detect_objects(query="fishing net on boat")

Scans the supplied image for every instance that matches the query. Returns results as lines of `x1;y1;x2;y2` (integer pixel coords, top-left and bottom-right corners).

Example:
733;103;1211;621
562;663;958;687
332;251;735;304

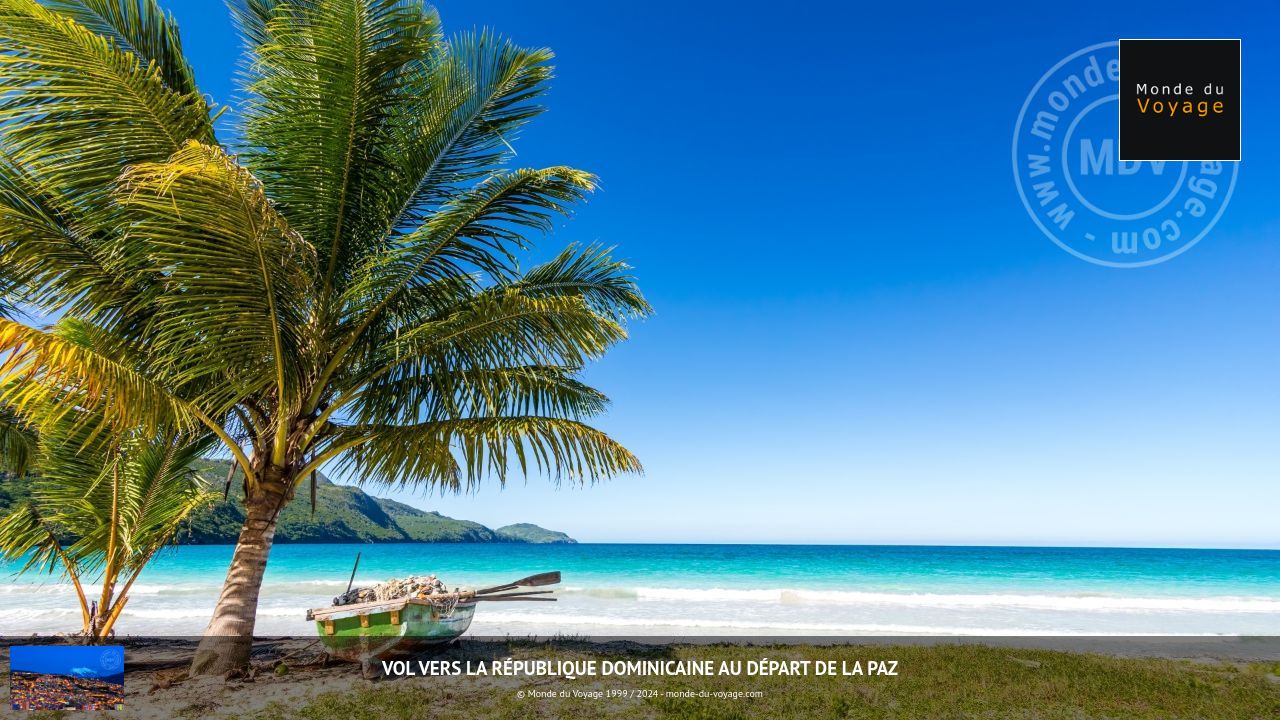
332;574;449;606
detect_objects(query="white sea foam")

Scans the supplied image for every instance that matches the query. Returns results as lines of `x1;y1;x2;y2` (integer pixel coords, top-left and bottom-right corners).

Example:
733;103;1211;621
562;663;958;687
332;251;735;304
6;572;1279;637
0;583;79;594
0;607;79;619
125;608;214;620
472;611;1209;636
0;582;217;596
126;605;306;619
606;587;1280;613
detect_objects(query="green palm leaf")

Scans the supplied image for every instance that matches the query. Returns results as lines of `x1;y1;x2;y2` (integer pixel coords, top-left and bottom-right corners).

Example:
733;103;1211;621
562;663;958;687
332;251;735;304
375;29;555;239
335;416;641;493
115;142;317;410
0;317;192;435
0;0;213;204
0;502;65;575
236;0;442;299
43;426;215;569
41;0;202;96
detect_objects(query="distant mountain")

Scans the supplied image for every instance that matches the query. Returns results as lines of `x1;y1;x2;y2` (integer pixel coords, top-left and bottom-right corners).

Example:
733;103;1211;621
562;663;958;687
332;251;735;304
0;464;575;545
181;460;573;544
496;523;577;544
376;497;502;543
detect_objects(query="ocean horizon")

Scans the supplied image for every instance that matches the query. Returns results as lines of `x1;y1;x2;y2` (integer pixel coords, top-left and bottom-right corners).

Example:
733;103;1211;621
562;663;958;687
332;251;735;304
4;543;1278;638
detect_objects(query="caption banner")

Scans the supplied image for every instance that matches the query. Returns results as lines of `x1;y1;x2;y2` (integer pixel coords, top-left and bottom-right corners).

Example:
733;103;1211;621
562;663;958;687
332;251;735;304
383;657;900;679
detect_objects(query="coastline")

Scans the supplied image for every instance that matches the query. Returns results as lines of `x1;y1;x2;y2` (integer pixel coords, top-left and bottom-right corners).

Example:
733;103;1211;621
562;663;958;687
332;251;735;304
5;543;1278;637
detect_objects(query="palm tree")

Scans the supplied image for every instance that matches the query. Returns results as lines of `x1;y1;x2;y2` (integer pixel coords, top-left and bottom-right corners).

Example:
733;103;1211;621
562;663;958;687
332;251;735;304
0;0;647;673
0;403;215;641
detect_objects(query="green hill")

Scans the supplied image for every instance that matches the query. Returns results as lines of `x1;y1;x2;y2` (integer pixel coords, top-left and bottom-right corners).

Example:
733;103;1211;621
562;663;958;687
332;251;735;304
496;523;577;544
0;463;575;545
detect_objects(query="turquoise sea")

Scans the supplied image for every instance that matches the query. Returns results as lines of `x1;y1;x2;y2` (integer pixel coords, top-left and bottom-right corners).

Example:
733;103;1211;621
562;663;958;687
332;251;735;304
3;544;1278;636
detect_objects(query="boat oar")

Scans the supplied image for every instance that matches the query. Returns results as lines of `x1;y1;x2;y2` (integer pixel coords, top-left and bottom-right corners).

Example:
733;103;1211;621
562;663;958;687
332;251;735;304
472;590;554;599
474;594;557;602
346;552;362;594
474;571;560;596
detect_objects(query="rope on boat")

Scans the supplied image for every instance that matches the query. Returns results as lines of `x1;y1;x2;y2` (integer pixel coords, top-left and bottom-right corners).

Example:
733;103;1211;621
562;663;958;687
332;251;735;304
333;574;451;606
432;593;459;618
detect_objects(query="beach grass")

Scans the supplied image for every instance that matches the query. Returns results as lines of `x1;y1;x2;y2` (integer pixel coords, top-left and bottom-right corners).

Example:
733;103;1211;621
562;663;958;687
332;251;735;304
245;642;1280;720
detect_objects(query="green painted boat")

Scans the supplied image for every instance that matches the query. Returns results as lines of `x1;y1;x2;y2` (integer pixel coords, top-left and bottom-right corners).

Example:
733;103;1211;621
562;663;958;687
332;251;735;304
306;595;476;675
305;571;560;676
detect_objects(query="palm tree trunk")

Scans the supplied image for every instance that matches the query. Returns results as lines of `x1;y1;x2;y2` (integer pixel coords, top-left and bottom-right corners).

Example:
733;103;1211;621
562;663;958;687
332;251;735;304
98;560;147;640
54;545;92;636
96;459;121;640
189;469;292;675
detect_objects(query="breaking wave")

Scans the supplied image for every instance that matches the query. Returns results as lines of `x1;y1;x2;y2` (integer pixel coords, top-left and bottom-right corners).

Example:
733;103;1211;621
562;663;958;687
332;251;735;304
472;611;1209;636
554;587;1280;614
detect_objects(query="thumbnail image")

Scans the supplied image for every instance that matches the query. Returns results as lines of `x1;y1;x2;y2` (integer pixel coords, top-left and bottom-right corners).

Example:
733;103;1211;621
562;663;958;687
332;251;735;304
9;646;124;711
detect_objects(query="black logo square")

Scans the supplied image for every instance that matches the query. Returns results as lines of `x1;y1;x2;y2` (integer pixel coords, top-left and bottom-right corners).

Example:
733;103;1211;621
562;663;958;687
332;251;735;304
1119;39;1240;161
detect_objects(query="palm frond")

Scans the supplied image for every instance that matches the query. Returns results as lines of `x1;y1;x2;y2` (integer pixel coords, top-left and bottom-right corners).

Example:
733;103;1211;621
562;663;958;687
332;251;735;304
377;245;647;377
0;502;65;576
339;166;599;341
351;363;611;436
8;415;216;583
0;247;17;319
343;291;626;425
236;0;441;299
0;150;130;318
0;0;213;206
115;141;317;407
379;29;555;236
225;0;286;49
511;244;653;321
336;415;641;493
41;0;203;97
0;317;191;436
52;429;215;567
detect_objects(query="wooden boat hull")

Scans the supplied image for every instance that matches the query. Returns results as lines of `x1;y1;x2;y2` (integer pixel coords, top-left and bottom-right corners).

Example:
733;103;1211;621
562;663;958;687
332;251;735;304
311;598;476;665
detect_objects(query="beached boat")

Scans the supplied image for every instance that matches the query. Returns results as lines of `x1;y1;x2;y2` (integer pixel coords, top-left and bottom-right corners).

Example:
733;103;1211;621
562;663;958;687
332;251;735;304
307;595;477;667
305;571;559;676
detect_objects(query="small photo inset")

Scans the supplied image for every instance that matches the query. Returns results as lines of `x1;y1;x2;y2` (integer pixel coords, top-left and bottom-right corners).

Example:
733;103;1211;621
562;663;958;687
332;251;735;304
9;645;124;711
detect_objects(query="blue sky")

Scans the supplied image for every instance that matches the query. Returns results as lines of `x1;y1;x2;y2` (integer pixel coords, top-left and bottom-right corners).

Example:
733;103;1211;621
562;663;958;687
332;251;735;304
164;1;1278;547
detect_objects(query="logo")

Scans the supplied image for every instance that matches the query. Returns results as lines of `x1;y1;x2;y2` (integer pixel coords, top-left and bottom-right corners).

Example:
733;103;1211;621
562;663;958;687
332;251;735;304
1012;42;1237;267
99;647;123;673
1119;39;1240;161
